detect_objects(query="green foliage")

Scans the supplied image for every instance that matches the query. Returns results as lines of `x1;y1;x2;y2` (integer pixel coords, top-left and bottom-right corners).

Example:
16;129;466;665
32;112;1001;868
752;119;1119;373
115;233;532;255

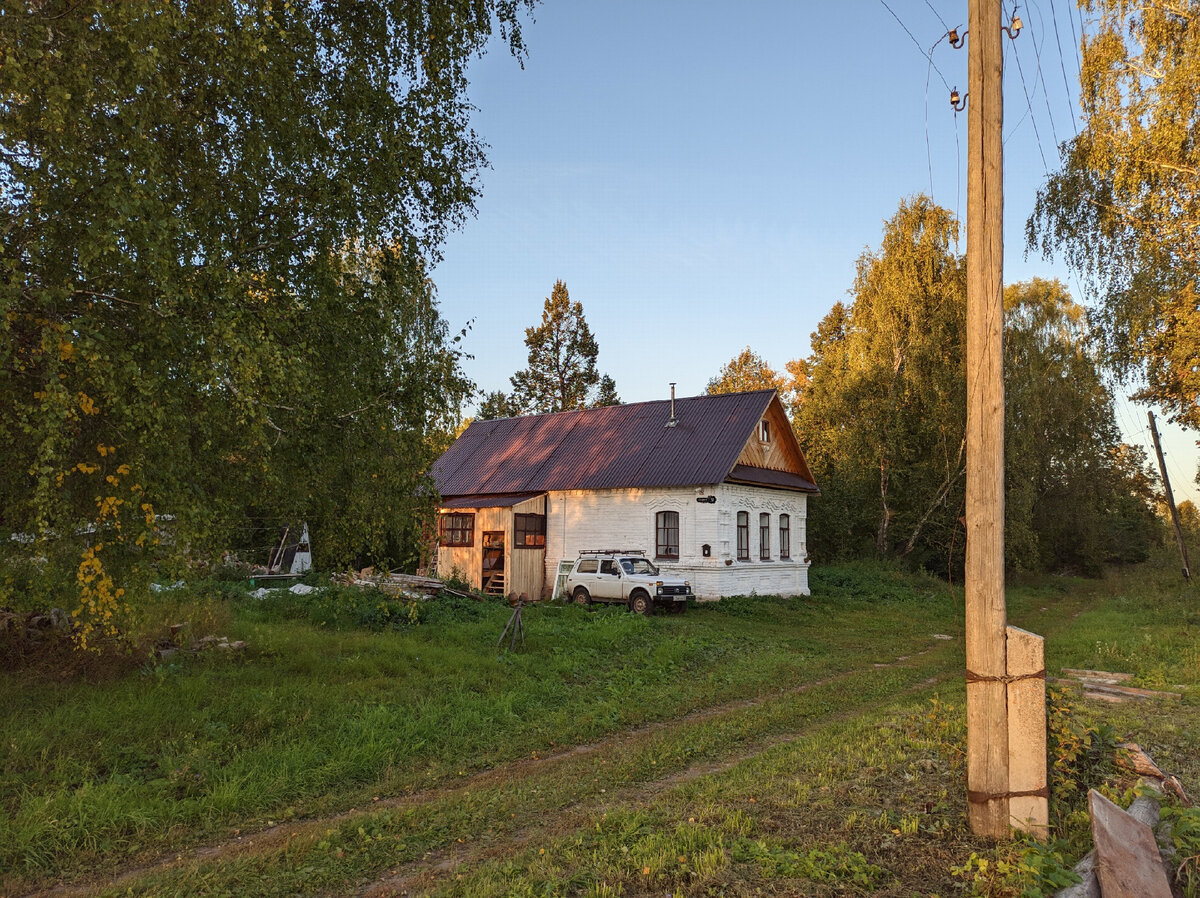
477;389;524;420
797;198;1158;575
706;346;785;395
0;1;535;641
950;838;1081;898
797;196;967;567
731;838;884;886
1028;1;1200;430
240;583;422;632
1003;279;1159;574
507;280;616;414
1162;804;1200;897
1046;686;1117;827
592;373;622;408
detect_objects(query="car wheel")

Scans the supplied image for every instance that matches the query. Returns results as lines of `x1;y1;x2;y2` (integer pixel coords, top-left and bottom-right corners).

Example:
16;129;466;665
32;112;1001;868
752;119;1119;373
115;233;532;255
572;587;591;606
629;591;651;615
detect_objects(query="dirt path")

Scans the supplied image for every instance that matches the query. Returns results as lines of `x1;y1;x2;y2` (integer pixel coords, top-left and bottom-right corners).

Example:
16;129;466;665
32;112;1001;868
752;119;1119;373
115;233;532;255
24;641;956;898
360;666;957;898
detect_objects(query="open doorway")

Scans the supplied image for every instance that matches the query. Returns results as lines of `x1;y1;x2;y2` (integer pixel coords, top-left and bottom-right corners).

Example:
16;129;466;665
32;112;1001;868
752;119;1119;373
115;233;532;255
482;531;505;596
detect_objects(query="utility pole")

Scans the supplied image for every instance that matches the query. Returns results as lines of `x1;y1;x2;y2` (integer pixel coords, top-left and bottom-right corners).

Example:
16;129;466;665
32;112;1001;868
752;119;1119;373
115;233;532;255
964;0;1010;840
1148;410;1191;581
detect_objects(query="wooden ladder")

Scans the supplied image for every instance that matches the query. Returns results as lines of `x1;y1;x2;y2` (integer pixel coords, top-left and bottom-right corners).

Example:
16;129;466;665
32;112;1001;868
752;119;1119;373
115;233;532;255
485;572;506;596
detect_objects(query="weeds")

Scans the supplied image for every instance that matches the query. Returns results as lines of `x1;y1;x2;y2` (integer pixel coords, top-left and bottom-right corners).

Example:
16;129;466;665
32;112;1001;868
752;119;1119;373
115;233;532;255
1164;804;1200;897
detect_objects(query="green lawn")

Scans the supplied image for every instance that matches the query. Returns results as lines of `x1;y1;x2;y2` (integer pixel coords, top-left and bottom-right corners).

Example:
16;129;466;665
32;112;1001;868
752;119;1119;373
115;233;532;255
2;556;1197;897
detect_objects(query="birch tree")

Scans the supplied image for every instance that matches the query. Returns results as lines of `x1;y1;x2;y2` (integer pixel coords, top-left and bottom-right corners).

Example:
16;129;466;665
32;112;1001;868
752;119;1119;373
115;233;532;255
0;1;534;645
1029;0;1200;429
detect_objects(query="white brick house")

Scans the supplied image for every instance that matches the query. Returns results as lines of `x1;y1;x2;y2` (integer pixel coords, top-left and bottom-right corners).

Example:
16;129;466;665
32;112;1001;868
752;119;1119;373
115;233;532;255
431;389;818;600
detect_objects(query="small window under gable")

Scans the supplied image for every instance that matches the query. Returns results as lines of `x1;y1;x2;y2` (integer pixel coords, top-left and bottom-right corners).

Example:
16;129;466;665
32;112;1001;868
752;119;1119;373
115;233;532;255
759;419;771;442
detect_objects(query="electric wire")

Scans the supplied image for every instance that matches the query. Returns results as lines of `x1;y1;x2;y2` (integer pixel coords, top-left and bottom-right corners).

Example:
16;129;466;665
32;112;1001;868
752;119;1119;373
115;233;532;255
1046;0;1080;137
1022;2;1062;148
922;0;950;31
1009;25;1051;170
879;0;952;91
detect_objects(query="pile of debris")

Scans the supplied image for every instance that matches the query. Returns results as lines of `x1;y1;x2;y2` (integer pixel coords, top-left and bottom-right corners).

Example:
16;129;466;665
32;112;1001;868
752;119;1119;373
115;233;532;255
334;568;478;601
155;623;246;661
1054;668;1183;703
1058;744;1190;898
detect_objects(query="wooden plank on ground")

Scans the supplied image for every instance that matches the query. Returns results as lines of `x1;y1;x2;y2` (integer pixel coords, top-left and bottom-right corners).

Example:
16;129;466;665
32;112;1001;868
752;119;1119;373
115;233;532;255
1089;790;1172;898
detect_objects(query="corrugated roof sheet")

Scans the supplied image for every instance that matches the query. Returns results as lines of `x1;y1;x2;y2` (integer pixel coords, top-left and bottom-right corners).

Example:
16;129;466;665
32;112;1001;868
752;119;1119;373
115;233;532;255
438;493;541;510
727;464;818;492
434;390;815;497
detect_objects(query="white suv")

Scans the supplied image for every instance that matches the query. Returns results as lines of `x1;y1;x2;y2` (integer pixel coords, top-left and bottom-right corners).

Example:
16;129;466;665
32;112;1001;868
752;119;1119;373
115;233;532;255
565;550;692;614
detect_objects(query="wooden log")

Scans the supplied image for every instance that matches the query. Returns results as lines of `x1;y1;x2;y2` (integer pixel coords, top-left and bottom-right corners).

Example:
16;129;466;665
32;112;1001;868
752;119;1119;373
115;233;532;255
965;0;1010;839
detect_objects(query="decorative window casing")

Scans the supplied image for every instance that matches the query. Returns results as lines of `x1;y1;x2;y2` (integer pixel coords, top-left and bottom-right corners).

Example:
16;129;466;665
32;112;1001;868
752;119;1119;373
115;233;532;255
759;513;771;560
779;514;791;559
439;513;474;547
736;511;749;560
656;510;680;559
514;513;546;548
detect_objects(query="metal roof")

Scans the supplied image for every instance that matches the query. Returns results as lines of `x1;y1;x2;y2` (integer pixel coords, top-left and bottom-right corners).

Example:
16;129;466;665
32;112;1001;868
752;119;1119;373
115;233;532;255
438;493;541;510
434;390;817;497
727;464;818;492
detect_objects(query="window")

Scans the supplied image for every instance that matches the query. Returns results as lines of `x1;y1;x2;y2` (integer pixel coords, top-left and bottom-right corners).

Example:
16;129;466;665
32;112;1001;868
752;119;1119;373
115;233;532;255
576;558;598;574
736;511;749;560
599;559;618;575
759;419;771;442
439;512;474;547
514;513;546;548
656;510;680;559
759;513;771;560
779;514;791;559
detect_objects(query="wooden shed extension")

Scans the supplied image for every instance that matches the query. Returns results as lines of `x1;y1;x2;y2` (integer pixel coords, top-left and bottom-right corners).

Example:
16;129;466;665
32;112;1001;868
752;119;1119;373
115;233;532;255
436;493;547;598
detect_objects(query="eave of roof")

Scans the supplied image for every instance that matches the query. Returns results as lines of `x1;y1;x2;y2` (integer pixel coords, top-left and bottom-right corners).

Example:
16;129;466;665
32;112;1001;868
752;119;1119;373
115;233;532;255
438;493;543;510
726;464;820;493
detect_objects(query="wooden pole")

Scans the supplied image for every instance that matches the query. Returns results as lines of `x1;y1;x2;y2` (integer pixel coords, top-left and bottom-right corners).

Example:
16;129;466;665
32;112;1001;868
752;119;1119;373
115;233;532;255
965;0;1010;839
1148;410;1192;581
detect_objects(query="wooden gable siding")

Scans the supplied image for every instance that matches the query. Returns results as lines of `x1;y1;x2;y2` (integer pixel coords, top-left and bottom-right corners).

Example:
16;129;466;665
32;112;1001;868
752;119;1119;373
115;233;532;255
734;397;804;473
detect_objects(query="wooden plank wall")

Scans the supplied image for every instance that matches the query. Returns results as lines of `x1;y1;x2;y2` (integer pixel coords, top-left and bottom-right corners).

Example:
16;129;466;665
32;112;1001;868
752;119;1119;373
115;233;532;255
508;495;547;599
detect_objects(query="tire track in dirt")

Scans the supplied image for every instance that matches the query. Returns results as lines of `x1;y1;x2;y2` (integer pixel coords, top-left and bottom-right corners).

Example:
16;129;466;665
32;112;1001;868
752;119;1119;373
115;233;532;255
21;588;1092;898
360;664;960;898
22;638;957;898
356;591;1099;897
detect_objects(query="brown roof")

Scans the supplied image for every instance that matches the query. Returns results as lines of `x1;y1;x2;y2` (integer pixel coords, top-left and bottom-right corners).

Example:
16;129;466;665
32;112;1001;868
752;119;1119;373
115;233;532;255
438;494;540;510
433;390;818;497
727;464;818;492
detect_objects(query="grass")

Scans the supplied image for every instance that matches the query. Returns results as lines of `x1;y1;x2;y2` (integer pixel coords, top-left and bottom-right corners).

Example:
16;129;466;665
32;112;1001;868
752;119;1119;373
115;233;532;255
2;553;1198;896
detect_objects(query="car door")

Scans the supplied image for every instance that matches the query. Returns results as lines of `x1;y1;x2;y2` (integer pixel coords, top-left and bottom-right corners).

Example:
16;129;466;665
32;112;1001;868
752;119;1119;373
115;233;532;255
595;559;622;601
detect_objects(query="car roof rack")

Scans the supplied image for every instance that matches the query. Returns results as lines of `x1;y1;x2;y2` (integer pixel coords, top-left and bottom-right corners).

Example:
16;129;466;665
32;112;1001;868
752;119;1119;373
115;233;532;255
578;549;646;556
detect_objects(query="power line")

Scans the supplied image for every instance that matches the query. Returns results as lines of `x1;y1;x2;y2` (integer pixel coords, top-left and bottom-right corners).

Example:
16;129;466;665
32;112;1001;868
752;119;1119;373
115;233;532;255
1066;0;1083;76
1046;0;1079;137
922;0;950;31
878;0;951;91
1008;28;1050;170
1022;2;1062;148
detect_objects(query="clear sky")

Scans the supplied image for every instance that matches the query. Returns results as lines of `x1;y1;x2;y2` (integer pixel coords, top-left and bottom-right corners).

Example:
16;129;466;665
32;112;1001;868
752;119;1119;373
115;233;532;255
430;0;1199;504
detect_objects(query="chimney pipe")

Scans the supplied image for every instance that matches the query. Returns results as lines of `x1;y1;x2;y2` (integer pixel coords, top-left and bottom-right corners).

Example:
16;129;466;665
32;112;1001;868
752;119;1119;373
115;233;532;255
667;383;677;427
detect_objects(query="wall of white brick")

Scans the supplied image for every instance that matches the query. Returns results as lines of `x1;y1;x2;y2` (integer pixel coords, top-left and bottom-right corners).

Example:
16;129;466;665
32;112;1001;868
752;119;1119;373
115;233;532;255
544;483;809;599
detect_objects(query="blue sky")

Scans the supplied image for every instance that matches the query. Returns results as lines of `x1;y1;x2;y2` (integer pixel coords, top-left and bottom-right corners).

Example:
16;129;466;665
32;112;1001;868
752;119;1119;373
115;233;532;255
431;1;1199;502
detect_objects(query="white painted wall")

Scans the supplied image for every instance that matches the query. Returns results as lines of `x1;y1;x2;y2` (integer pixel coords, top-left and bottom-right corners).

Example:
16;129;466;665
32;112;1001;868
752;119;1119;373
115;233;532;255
544;484;810;599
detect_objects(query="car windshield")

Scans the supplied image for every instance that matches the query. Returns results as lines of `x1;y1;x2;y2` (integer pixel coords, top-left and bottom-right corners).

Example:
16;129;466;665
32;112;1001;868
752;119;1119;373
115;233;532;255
620;558;658;575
